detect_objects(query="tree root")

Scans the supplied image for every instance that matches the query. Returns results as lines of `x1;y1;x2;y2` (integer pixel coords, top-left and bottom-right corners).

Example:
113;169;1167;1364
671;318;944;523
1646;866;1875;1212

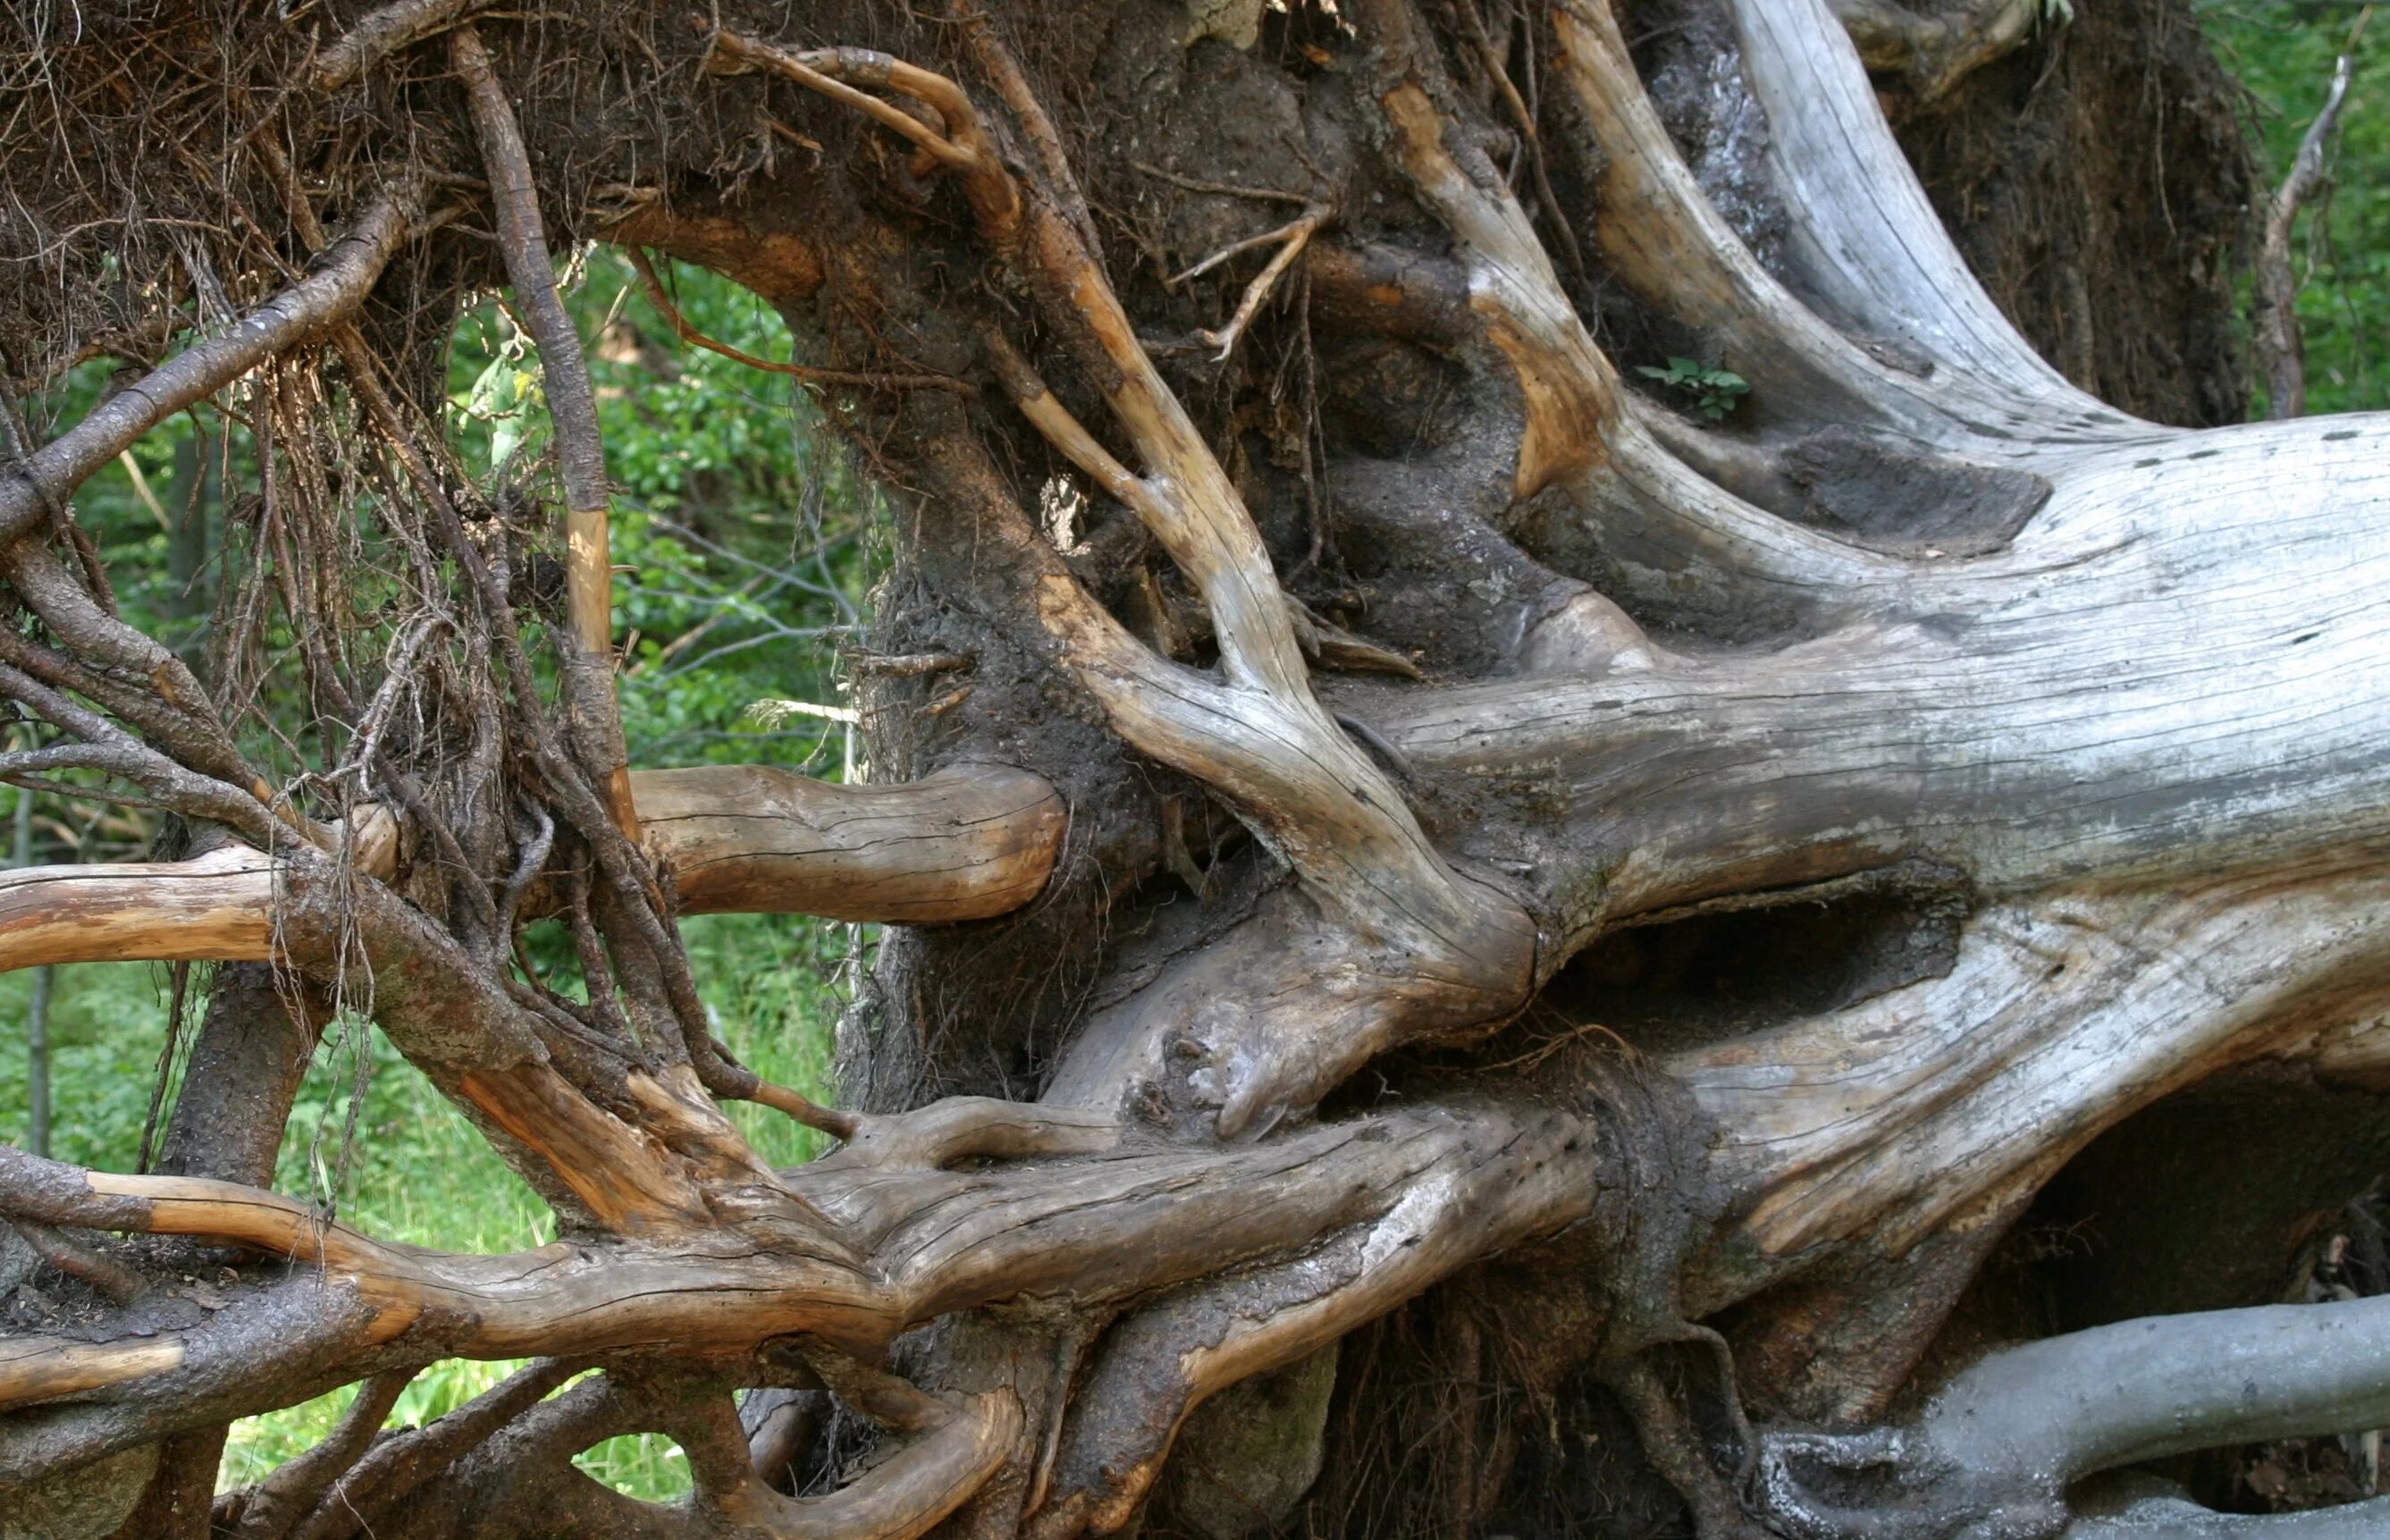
1032;1098;1595;1534
728;20;1536;1135
1757;1292;2390;1538
0;763;1065;972
0;1100;1591;1485
0;195;415;546
1725;0;2114;415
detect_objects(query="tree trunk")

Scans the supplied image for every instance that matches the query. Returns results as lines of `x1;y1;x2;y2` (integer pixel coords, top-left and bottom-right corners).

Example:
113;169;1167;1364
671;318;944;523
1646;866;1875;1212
0;2;2381;1537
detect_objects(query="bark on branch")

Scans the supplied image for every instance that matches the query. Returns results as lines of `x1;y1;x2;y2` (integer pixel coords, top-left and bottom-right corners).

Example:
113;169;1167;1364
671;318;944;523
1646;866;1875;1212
452;22;639;843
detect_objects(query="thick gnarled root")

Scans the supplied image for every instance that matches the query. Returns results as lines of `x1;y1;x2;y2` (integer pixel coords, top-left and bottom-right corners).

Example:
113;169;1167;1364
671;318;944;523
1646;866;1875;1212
0;1101;1592;1495
1758;1293;2390;1538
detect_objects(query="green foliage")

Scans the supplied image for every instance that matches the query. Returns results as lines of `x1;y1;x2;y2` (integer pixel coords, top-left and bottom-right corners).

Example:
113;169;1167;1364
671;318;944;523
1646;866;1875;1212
1636;356;1752;420
0;962;193;1170
0;910;846;1501
2202;1;2388;414
446;248;880;771
2;250;871;1502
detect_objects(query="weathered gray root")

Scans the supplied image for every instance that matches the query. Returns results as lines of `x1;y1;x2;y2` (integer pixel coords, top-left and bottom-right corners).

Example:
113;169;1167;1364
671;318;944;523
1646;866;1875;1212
1758;1293;2390;1539
2068;1491;2390;1537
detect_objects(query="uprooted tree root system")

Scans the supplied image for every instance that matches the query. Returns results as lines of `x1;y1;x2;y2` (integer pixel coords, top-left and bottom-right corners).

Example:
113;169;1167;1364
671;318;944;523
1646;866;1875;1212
6;2;2390;1538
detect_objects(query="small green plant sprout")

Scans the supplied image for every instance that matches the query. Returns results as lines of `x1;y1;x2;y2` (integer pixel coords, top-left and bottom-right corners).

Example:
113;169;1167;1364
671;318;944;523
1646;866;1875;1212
455;323;545;474
1637;356;1751;421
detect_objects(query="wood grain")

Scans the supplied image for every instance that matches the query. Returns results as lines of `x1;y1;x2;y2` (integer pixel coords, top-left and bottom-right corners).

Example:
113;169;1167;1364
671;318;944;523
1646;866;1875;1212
0;765;1065;975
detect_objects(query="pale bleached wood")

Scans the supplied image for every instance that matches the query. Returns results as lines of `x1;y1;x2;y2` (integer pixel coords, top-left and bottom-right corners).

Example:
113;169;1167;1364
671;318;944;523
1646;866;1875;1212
1368;63;1906;634
1669;871;2390;1269
1759;1292;2390;1536
1726;0;2124;420
1546;0;2138;455
0;1337;183;1410
0;765;1065;974
1394;413;2390;942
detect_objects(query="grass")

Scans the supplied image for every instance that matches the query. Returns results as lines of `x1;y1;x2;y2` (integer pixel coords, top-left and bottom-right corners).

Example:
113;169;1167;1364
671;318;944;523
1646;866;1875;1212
0;909;852;1502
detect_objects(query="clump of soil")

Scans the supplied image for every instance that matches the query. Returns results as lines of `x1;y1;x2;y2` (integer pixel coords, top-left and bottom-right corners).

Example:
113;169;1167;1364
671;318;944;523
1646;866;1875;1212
1893;0;2255;426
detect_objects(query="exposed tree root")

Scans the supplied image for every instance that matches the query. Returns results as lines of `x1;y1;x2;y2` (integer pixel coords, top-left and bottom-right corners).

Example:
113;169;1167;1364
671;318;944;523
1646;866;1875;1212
0;764;1064;970
1726;0;2116;415
1826;0;2041;105
1759;1293;2390;1538
0;3;2386;1536
0;197;415;545
0;1099;1592;1488
454;21;637;845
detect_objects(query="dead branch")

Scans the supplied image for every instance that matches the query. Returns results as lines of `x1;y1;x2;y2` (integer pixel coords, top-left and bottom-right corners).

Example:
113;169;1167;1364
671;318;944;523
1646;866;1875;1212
667;1378;1022;1540
0;844;286;972
634;762;1066;920
1726;0;2113;409
1670;873;2390;1269
948;0;1107;252
1182;206;1328;362
5;1219;146;1304
0;764;1064;972
823;1097;1119;1169
2256;24;2366;420
1542;0;1977;444
1132;161;1317;206
309;0;498;94
702;32;1022;239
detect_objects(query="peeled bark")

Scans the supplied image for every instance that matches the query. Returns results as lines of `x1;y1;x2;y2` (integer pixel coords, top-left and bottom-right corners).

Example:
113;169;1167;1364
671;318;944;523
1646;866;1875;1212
0;764;1065;971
